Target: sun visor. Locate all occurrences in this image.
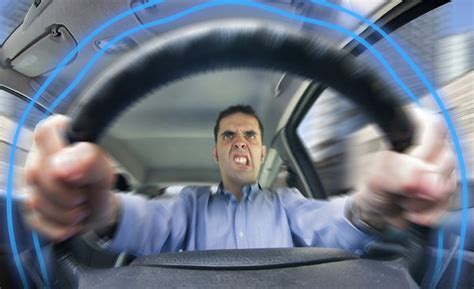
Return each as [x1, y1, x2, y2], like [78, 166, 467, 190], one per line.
[9, 25, 77, 77]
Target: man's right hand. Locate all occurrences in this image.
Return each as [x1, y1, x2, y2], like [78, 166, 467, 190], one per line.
[23, 115, 120, 242]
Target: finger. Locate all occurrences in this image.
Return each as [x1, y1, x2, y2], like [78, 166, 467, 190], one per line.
[433, 145, 456, 178]
[399, 197, 436, 213]
[409, 110, 447, 162]
[33, 175, 87, 209]
[24, 150, 40, 186]
[447, 171, 457, 193]
[402, 175, 454, 227]
[405, 200, 451, 227]
[368, 151, 441, 200]
[28, 193, 90, 226]
[34, 115, 70, 156]
[22, 205, 83, 242]
[48, 142, 115, 186]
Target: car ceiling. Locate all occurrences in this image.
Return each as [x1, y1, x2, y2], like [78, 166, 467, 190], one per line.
[0, 0, 398, 187]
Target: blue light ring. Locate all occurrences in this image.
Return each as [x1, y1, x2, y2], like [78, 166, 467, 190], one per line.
[32, 231, 50, 289]
[6, 0, 438, 286]
[6, 1, 468, 288]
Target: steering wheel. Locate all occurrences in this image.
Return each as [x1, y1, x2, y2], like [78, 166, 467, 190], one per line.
[41, 20, 424, 288]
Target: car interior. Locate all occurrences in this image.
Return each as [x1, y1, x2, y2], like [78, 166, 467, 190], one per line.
[0, 0, 472, 288]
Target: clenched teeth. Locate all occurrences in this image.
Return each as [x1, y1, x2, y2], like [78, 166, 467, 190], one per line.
[233, 156, 248, 165]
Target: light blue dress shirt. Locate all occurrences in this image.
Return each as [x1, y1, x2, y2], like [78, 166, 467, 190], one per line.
[108, 183, 376, 256]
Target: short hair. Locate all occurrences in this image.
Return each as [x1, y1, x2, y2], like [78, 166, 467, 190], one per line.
[213, 105, 264, 143]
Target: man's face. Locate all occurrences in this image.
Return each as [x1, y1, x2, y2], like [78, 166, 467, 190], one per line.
[213, 112, 266, 188]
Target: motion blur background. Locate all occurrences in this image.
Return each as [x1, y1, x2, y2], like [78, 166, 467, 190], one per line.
[297, 0, 473, 205]
[0, 0, 472, 209]
[0, 0, 472, 285]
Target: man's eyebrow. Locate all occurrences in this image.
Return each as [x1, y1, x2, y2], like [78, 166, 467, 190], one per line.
[220, 130, 235, 136]
[220, 130, 258, 136]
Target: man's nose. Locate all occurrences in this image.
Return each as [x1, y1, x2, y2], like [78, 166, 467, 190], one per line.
[233, 141, 247, 150]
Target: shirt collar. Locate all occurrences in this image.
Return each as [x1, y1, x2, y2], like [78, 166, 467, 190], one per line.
[214, 182, 262, 202]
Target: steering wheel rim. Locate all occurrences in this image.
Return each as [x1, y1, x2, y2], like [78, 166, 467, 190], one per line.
[67, 20, 414, 151]
[48, 20, 421, 288]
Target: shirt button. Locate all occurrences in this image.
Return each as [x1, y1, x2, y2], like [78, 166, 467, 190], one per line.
[239, 231, 244, 238]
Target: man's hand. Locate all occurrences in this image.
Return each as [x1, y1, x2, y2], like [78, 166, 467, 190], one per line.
[354, 108, 456, 230]
[23, 115, 120, 242]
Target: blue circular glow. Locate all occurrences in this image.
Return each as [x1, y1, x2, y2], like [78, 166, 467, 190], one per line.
[6, 1, 468, 288]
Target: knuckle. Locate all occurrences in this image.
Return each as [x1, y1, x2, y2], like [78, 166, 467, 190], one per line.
[64, 208, 86, 225]
[50, 229, 69, 243]
[22, 208, 71, 241]
[431, 113, 447, 137]
[58, 215, 76, 226]
[444, 150, 456, 168]
[48, 161, 70, 183]
[28, 223, 42, 234]
[444, 176, 457, 196]
[45, 114, 70, 129]
[24, 162, 39, 184]
[33, 200, 56, 220]
[401, 167, 424, 192]
[33, 119, 49, 145]
[416, 216, 429, 226]
[33, 115, 69, 144]
[76, 142, 102, 164]
[23, 210, 37, 229]
[450, 175, 457, 190]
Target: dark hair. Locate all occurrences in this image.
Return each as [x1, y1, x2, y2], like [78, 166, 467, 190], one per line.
[213, 105, 264, 143]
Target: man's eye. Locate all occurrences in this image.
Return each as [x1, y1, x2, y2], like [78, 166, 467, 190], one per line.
[246, 133, 257, 140]
[223, 133, 233, 140]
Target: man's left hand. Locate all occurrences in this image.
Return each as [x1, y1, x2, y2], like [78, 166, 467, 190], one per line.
[353, 107, 456, 230]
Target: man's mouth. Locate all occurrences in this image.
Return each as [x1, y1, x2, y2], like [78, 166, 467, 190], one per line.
[233, 155, 250, 166]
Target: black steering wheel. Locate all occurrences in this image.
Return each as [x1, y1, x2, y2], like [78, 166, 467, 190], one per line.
[44, 20, 424, 288]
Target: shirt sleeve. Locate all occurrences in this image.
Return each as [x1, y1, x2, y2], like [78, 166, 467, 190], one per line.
[106, 190, 193, 256]
[278, 188, 377, 255]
